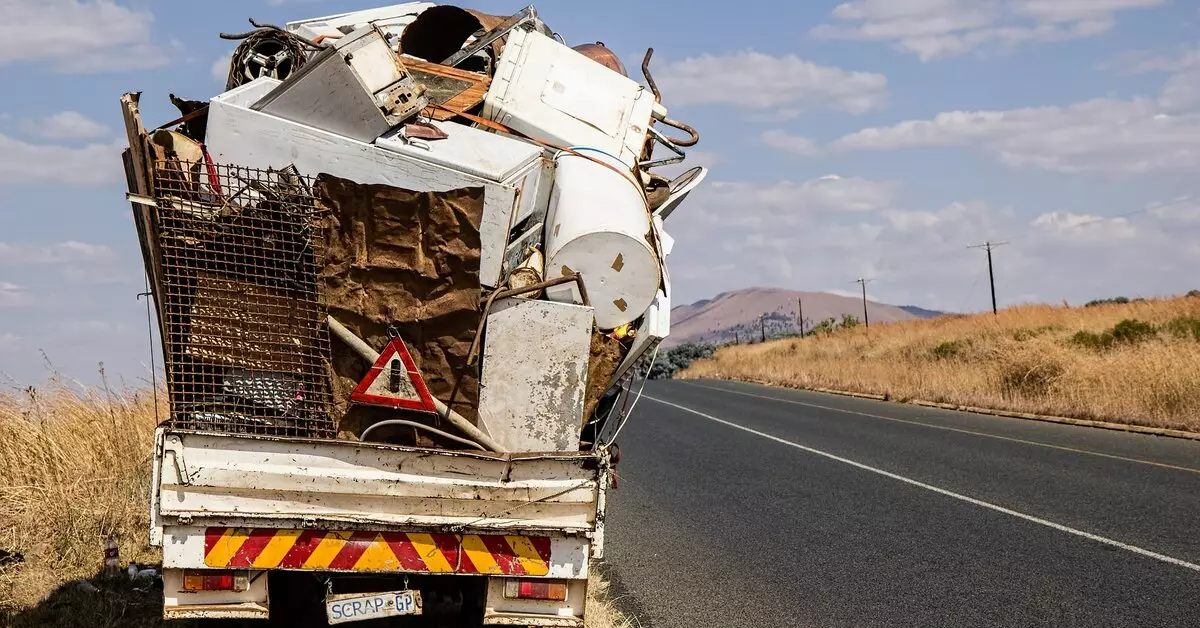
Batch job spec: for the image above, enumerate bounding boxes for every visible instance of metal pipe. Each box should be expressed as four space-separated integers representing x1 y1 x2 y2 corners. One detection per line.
657 116 700 148
640 48 700 147
327 315 506 452
484 273 590 307
360 419 486 451
641 48 662 103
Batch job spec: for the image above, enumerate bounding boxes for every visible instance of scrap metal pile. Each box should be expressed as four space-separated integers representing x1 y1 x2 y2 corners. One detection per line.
121 3 705 452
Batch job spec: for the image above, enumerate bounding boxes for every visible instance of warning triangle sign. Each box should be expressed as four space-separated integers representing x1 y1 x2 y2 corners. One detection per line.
351 337 438 414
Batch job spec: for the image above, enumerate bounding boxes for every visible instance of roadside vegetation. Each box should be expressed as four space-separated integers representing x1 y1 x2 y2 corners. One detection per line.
0 379 631 627
680 294 1200 432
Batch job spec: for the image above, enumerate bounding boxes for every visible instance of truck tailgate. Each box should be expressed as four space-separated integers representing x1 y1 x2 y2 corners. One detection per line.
154 429 605 533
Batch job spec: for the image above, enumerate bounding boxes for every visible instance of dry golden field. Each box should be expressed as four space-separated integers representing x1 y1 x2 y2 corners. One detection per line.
682 295 1200 433
0 381 630 627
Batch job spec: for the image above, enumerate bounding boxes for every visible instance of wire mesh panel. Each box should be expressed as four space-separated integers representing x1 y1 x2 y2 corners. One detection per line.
153 159 334 438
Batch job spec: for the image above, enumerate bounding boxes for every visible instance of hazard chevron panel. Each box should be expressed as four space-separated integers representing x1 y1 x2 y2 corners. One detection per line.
203 528 552 575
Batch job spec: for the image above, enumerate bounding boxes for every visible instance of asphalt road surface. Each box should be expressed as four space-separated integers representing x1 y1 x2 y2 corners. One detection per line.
604 380 1200 628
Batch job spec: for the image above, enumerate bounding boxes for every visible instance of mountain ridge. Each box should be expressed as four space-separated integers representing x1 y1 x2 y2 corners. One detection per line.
665 287 926 347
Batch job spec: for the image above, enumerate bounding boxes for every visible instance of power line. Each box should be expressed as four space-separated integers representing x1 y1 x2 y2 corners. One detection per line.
1056 196 1194 231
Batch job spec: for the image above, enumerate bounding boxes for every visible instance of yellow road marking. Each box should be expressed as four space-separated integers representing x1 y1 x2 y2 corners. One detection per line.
354 534 401 571
408 533 454 572
205 528 249 567
682 382 1200 475
253 529 302 568
304 531 353 569
506 535 550 576
460 535 503 574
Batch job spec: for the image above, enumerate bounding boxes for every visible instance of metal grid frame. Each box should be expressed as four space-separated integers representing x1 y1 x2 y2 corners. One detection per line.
152 159 334 438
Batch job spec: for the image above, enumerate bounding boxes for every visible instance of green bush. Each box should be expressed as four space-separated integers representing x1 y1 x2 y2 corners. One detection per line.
812 318 838 336
1164 316 1200 341
1071 330 1113 351
1110 319 1156 344
1085 296 1130 307
643 343 716 380
1187 290 1200 299
1070 319 1156 351
930 340 967 360
840 314 860 329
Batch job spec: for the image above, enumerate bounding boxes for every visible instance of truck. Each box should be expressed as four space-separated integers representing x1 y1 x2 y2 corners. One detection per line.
120 3 703 626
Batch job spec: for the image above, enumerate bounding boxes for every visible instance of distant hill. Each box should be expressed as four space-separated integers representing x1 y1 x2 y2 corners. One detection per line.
897 305 946 319
666 287 921 348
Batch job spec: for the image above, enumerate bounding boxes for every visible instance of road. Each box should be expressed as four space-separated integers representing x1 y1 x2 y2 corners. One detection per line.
604 380 1200 628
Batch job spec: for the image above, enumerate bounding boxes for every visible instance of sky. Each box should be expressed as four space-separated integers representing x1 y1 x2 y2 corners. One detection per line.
1 0 1199 385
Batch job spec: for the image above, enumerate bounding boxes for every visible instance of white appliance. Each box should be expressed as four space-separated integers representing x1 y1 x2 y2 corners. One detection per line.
252 25 427 144
482 28 657 168
543 149 660 330
285 3 436 43
477 297 594 452
206 77 551 287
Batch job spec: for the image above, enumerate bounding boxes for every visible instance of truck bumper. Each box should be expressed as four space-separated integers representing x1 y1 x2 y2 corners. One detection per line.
163 525 590 578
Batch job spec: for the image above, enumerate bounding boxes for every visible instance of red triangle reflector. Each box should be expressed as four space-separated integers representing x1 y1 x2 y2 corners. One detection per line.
351 337 437 414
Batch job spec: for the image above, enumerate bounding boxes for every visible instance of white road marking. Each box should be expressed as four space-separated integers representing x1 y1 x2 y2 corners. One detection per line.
682 381 1200 475
646 395 1200 574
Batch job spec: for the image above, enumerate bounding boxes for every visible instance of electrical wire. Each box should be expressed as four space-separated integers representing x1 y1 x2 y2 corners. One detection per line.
601 345 659 449
360 419 486 451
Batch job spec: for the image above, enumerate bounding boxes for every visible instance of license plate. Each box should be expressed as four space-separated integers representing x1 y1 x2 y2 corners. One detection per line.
326 590 423 625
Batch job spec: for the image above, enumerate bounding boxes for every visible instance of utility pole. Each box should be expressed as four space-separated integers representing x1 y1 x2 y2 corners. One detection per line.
760 314 767 343
969 241 1008 315
735 330 740 345
797 297 804 337
853 278 874 328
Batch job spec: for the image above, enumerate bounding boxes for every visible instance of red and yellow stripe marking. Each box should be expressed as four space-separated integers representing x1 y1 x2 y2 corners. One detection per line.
204 528 551 575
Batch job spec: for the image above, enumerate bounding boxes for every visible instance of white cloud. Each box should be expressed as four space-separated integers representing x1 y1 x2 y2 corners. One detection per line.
666 174 1200 312
0 333 18 349
0 134 124 186
813 0 1166 61
0 0 169 73
1116 43 1200 74
831 53 1200 176
761 129 820 156
655 51 888 114
688 176 898 230
0 241 118 265
212 53 232 85
0 282 33 308
19 112 110 141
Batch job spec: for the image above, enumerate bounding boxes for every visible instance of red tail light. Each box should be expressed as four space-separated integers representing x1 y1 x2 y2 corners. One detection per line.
182 570 250 592
504 580 569 601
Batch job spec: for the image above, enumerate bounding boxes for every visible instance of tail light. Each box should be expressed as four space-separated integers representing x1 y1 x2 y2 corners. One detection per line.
182 570 250 592
504 580 569 602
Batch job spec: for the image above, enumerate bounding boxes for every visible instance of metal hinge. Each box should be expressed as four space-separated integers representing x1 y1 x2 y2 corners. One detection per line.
162 435 192 486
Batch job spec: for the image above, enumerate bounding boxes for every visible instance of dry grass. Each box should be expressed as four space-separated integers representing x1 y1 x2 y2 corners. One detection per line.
0 380 632 627
682 295 1200 432
0 378 163 621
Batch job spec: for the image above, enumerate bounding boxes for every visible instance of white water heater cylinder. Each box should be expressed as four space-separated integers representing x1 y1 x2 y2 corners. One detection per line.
543 149 661 330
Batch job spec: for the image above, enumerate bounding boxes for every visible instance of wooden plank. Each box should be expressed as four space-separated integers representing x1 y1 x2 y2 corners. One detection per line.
121 92 172 377
404 57 491 121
